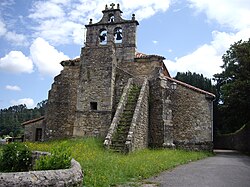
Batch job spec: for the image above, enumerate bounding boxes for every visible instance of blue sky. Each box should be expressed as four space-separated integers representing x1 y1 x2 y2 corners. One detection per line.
0 0 250 109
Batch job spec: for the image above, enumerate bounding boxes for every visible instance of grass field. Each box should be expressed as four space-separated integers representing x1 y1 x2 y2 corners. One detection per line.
25 138 211 186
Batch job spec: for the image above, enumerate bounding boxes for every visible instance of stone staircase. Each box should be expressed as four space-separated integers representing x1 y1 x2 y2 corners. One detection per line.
110 85 141 152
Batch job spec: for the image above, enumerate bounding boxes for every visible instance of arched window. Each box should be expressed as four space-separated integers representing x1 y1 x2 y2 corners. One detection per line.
114 27 122 43
99 29 107 45
108 14 115 23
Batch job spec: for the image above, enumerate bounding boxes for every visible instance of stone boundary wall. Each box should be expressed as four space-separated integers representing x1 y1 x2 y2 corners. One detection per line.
0 151 83 187
125 78 149 152
104 78 133 147
214 123 250 153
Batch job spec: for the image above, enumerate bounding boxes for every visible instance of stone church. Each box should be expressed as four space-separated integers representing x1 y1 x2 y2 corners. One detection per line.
24 4 215 152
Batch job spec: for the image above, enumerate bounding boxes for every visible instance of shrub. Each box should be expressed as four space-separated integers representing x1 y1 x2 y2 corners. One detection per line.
0 143 32 172
35 144 72 170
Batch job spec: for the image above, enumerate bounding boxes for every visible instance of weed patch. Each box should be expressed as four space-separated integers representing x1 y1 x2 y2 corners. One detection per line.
26 138 212 186
34 142 72 171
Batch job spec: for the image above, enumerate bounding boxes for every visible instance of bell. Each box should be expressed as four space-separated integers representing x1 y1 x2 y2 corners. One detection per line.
116 32 122 40
99 33 106 42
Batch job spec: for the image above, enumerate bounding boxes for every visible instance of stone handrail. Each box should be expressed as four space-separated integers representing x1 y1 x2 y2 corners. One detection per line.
104 78 134 147
0 151 83 187
125 78 149 152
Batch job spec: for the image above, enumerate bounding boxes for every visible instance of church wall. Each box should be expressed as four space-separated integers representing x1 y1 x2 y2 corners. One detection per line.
76 46 114 112
74 46 115 137
73 111 111 137
120 60 163 79
148 77 164 147
113 67 133 112
45 65 80 140
172 84 213 151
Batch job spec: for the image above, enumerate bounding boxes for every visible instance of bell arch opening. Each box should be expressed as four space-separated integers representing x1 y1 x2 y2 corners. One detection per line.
108 14 115 23
99 29 107 45
114 27 122 44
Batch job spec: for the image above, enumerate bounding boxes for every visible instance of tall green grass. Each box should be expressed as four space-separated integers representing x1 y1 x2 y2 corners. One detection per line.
26 138 212 187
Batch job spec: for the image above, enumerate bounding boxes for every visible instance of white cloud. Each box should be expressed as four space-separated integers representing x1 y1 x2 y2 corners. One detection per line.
5 85 21 91
0 19 7 36
165 44 222 78
165 28 250 78
30 37 67 76
5 31 28 46
166 0 250 78
0 0 14 7
29 1 65 19
0 10 28 46
28 0 172 45
152 40 158 44
121 0 171 20
10 98 35 108
188 0 250 30
33 19 84 45
0 51 33 74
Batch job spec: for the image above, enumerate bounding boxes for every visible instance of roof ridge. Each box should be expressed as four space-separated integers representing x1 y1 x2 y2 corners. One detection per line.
22 116 45 126
165 76 215 98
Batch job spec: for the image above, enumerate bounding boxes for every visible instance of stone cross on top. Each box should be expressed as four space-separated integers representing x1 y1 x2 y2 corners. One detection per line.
110 3 115 9
105 3 120 10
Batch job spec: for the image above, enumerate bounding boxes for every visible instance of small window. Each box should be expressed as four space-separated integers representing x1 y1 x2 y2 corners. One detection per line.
90 102 97 110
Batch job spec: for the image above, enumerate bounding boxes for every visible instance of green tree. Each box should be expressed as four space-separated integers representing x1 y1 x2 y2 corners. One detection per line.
214 39 250 133
0 100 48 137
174 71 215 94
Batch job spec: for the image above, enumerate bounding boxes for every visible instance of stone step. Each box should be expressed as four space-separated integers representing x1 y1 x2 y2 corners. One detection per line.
126 102 136 106
122 111 134 115
116 126 128 130
110 84 141 153
112 144 125 148
120 118 132 123
111 140 125 147
120 115 132 120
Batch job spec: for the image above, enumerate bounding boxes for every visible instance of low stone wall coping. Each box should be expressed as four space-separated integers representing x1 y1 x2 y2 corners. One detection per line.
0 152 83 187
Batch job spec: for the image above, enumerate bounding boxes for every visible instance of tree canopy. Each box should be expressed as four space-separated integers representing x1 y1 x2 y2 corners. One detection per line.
214 39 250 133
174 71 215 94
0 100 47 137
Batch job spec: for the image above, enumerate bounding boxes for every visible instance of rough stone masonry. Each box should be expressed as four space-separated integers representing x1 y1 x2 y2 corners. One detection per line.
24 3 215 152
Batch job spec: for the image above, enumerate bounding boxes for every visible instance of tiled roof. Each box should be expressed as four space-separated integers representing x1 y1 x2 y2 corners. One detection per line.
22 116 45 126
135 52 165 60
165 76 216 98
135 52 147 58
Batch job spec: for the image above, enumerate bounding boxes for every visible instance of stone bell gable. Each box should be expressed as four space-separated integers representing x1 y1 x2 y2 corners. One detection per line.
85 3 138 62
39 3 215 152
